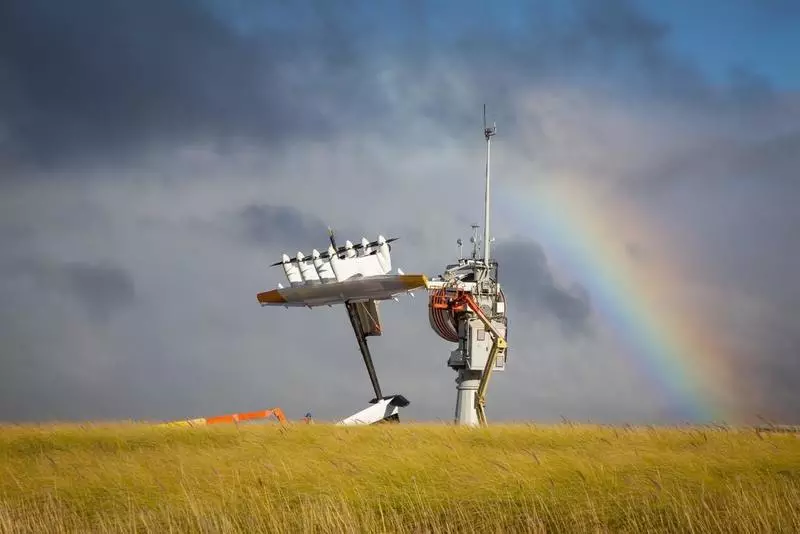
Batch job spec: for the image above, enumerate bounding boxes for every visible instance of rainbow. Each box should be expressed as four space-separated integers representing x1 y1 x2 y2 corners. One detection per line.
496 176 734 423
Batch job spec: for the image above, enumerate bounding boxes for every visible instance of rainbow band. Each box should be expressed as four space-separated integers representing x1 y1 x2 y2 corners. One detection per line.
497 180 732 423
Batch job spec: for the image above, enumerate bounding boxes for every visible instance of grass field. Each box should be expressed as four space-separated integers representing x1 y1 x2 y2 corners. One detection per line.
1 422 799 533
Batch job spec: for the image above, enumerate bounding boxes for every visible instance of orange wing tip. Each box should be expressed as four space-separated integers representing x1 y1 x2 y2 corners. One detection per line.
398 274 429 290
257 290 287 304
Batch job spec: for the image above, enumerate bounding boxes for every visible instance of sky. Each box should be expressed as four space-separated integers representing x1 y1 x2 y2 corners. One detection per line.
0 0 798 424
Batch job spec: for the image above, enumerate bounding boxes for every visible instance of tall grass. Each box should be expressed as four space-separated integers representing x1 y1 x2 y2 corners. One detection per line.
1 423 798 532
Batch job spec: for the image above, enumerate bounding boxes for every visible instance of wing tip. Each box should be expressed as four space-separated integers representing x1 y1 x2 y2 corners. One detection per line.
398 273 429 290
257 290 287 304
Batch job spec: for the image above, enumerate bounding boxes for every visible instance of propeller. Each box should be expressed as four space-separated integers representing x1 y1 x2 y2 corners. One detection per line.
271 250 332 266
270 237 398 266
358 237 398 250
270 251 317 267
317 237 397 259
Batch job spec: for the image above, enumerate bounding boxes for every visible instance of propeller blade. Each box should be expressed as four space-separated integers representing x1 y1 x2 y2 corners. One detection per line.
270 255 314 266
319 243 353 259
352 237 399 250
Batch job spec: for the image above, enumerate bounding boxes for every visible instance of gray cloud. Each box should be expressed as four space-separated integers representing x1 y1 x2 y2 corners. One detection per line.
625 242 648 263
0 0 798 424
0 0 340 172
493 240 592 335
57 262 135 322
0 0 749 175
5 258 134 323
239 204 329 249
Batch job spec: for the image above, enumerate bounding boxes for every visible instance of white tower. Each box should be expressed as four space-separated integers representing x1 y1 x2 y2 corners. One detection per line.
427 106 508 426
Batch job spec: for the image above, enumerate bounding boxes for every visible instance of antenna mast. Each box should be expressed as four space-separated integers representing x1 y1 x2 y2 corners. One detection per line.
470 224 480 259
483 104 496 265
425 104 509 427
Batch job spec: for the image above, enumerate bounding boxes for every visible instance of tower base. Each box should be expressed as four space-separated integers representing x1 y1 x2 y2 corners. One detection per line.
454 369 481 426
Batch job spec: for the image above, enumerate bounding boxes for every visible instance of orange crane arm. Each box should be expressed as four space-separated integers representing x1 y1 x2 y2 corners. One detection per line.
158 407 287 427
205 407 287 425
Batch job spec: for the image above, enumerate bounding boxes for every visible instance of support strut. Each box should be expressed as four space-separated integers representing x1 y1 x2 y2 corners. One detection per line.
345 301 382 400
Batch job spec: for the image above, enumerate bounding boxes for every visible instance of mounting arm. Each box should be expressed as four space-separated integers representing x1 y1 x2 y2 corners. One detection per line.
345 301 383 401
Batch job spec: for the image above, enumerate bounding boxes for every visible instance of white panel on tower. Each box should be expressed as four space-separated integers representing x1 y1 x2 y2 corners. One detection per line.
466 318 506 372
466 318 490 371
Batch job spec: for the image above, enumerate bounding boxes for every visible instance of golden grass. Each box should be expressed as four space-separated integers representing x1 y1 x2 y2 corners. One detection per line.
1 422 799 533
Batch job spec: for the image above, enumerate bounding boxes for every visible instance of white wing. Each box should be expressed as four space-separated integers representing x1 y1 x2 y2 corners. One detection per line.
257 274 428 308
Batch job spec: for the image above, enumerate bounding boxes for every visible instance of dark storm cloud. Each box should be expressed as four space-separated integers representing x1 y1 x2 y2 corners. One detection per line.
0 0 342 171
493 240 592 335
636 128 800 196
0 0 735 175
61 262 135 321
6 258 135 322
240 204 328 249
236 204 375 261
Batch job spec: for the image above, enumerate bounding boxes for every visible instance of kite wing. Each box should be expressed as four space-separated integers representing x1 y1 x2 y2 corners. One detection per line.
257 274 428 308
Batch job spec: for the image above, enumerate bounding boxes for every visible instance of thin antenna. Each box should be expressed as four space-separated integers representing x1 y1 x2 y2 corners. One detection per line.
483 104 496 265
470 224 480 259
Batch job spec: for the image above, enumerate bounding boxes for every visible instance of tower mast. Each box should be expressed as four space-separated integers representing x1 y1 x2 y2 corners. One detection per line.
482 104 496 265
